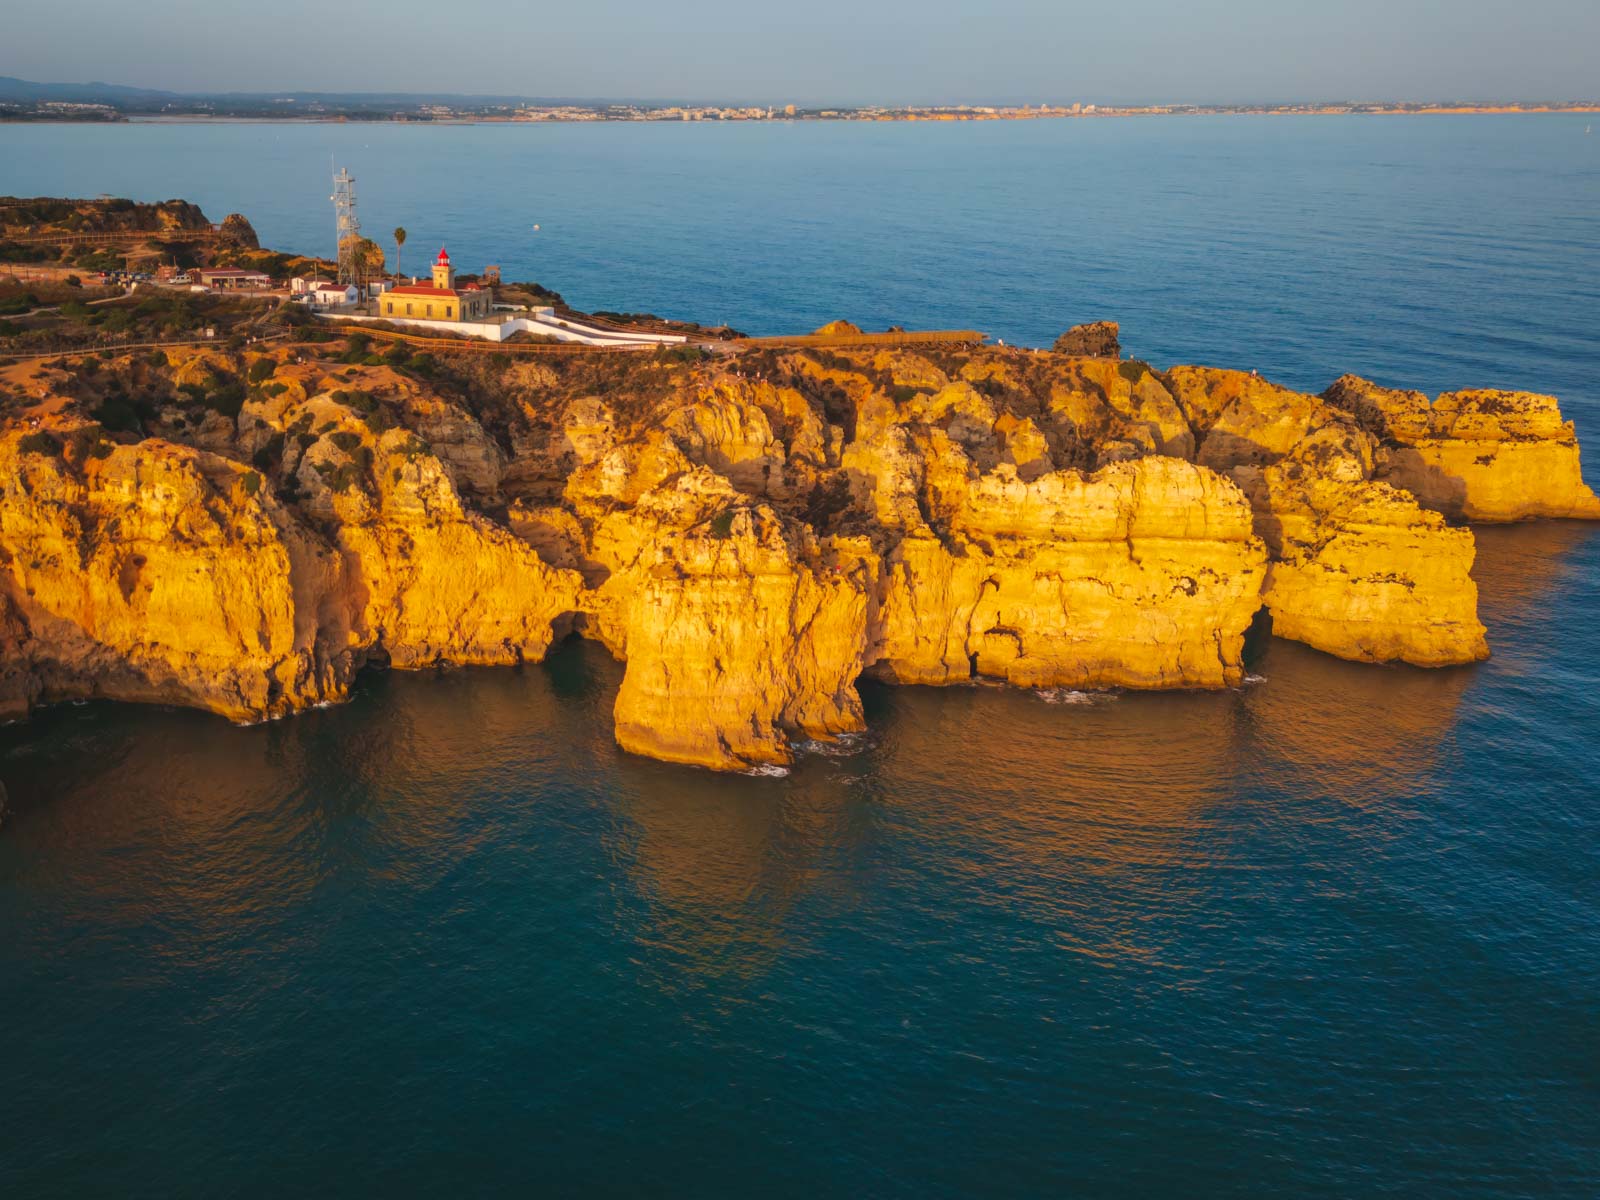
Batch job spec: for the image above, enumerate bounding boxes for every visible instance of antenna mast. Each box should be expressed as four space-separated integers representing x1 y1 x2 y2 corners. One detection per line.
331 165 362 289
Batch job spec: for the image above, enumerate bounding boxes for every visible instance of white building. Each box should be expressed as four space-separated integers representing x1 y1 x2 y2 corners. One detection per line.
306 282 359 309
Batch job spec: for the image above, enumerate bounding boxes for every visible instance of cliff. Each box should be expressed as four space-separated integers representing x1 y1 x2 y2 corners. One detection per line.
1 333 1592 770
1164 367 1488 666
1321 375 1600 522
0 196 213 238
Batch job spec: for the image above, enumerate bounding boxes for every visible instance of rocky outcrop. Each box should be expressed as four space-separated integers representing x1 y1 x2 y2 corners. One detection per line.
1322 375 1600 522
0 429 343 721
813 319 862 337
495 357 1269 767
0 196 213 240
0 360 582 724
871 458 1266 689
1164 366 1487 666
217 213 260 249
2 333 1590 771
1052 321 1121 359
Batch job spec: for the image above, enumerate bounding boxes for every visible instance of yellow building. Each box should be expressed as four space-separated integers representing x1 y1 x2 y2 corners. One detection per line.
381 248 493 322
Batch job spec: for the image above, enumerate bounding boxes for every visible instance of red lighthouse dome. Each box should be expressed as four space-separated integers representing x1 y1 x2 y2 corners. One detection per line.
435 247 450 265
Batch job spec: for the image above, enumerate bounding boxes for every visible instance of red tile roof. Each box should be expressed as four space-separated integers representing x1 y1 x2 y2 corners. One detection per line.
387 284 459 297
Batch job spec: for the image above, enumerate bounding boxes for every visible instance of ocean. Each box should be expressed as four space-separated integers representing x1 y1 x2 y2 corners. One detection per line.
1 116 1598 1197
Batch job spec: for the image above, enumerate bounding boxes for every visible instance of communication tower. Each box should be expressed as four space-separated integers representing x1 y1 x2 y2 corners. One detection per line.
331 166 363 288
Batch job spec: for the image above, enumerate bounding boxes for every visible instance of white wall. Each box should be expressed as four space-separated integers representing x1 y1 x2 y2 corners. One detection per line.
318 310 687 346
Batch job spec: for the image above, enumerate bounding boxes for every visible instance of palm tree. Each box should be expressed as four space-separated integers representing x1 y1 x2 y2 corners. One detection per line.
393 227 407 278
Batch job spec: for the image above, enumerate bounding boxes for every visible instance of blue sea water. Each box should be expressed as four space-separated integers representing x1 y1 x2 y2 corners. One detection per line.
1 116 1598 1197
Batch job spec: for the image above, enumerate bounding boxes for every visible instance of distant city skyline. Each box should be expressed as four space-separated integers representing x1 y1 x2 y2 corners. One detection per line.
4 0 1599 107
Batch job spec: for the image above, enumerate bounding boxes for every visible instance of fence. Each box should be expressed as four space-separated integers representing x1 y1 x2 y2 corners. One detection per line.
728 329 986 350
2 227 225 246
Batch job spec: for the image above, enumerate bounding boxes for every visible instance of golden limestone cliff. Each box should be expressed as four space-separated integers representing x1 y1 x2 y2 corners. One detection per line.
0 353 581 722
1321 375 1600 522
1164 366 1489 666
0 432 335 721
1 334 1593 769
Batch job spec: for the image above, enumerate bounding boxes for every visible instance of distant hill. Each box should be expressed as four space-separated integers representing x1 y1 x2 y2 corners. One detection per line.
0 76 185 104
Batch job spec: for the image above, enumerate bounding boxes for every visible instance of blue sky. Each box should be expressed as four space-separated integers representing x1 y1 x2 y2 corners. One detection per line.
5 0 1598 104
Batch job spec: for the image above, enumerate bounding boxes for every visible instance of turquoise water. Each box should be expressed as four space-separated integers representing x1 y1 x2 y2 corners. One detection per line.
2 118 1599 1197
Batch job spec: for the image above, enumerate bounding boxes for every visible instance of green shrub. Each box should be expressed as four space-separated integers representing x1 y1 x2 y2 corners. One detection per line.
653 345 708 366
1117 359 1150 385
252 433 286 469
91 395 146 434
18 431 63 457
330 430 362 453
202 382 247 419
247 359 277 384
708 509 736 539
241 470 262 496
320 462 360 493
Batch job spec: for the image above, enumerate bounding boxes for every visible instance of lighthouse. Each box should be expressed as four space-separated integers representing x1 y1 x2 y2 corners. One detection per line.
381 245 493 323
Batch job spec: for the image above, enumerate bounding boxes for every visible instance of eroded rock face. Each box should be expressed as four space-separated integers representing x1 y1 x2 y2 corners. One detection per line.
555 360 1268 764
1165 366 1488 667
0 357 583 724
217 213 261 249
0 430 346 721
1052 321 1121 359
2 336 1589 771
872 458 1266 689
1322 375 1600 522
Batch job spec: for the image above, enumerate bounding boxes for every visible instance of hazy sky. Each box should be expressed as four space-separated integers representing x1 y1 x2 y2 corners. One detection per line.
5 0 1599 104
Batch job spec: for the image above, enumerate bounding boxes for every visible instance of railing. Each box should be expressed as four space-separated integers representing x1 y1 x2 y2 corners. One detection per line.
728 329 986 350
555 307 701 338
0 332 288 362
1 227 225 246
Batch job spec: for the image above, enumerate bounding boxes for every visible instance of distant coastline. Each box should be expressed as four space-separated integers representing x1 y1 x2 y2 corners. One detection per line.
3 81 1598 127
6 107 1599 127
